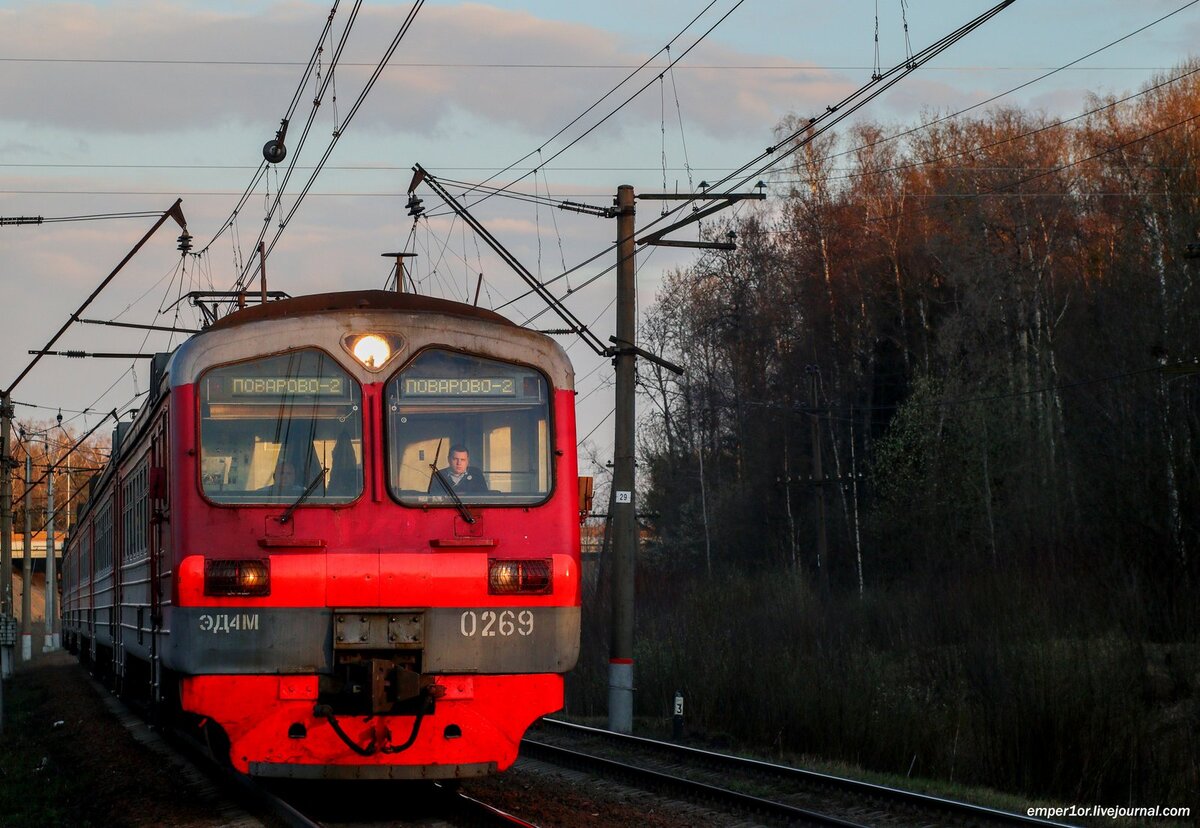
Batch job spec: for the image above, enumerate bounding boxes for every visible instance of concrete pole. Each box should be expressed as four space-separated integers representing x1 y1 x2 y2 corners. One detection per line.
608 184 637 734
21 453 32 662
808 366 830 596
1 393 12 617
1 392 13 679
44 450 57 651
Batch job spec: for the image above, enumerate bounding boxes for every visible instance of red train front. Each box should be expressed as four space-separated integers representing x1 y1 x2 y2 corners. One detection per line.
62 290 581 779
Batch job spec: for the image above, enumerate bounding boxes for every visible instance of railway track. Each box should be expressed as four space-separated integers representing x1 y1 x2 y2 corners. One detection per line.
263 778 541 828
524 718 1081 828
168 728 542 828
165 731 542 828
92 671 539 828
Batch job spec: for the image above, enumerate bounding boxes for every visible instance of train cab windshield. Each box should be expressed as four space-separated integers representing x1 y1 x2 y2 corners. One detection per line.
386 349 551 506
198 349 363 504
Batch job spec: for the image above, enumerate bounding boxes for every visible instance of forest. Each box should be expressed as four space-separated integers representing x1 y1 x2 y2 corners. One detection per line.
569 62 1200 805
4 424 107 547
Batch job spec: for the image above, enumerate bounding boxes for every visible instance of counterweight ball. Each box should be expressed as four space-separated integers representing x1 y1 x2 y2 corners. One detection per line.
263 139 287 164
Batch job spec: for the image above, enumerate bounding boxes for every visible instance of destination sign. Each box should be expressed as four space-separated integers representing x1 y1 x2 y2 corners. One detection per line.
207 376 351 400
401 377 516 397
232 376 345 396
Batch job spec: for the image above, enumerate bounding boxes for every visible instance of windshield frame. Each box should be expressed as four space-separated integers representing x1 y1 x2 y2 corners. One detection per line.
194 347 365 509
383 346 556 510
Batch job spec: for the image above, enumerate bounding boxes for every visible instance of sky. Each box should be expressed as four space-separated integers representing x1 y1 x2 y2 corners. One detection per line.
2 0 1199 478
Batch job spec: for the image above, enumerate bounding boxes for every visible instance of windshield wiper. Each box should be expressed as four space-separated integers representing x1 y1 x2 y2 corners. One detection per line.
278 467 327 524
430 464 476 524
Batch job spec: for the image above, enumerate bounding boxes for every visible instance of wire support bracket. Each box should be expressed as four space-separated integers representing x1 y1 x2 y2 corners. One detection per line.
409 164 611 358
636 190 765 249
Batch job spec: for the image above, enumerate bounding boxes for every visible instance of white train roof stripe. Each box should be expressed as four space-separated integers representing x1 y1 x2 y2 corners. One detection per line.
169 307 574 390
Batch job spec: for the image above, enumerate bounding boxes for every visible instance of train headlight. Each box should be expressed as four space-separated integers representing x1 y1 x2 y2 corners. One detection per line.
205 559 271 597
341 332 404 371
353 334 390 368
488 559 552 595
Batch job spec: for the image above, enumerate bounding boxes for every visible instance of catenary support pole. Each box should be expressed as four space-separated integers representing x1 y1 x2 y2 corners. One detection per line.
609 184 637 734
1 392 12 618
44 450 56 651
21 453 31 661
1 391 13 680
808 365 830 595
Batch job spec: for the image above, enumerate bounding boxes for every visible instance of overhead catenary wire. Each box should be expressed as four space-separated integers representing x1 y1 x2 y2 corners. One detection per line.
0 56 1185 72
443 0 734 211
19 409 118 494
4 200 187 397
476 1 1017 323
453 0 1009 251
195 0 347 256
229 0 425 299
498 0 1183 318
17 52 1190 217
16 210 164 224
887 69 1200 179
779 0 1200 190
412 0 747 309
849 107 1200 231
417 4 748 312
244 1 366 251
629 0 1022 242
14 1 1176 424
579 407 616 444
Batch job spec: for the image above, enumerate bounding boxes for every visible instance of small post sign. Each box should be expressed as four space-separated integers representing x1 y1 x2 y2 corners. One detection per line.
0 615 16 646
0 613 15 735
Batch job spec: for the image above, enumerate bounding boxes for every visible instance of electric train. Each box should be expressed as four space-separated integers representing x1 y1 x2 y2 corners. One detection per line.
61 290 582 779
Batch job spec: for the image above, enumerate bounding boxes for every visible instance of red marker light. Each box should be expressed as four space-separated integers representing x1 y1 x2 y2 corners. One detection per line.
488 559 552 595
205 559 271 596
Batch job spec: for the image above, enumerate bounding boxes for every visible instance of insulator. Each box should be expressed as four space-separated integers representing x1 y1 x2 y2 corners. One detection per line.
177 232 193 254
406 195 424 217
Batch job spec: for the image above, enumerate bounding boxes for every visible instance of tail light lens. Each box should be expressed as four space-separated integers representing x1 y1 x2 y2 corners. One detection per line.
205 559 271 596
488 559 552 595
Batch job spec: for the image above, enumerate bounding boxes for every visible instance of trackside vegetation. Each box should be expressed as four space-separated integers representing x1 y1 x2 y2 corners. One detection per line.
569 61 1200 810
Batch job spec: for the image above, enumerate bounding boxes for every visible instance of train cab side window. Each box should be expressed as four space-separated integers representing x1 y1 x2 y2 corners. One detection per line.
385 349 552 507
199 349 363 504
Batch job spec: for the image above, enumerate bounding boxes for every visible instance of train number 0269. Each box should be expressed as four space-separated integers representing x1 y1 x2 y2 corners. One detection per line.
459 609 534 637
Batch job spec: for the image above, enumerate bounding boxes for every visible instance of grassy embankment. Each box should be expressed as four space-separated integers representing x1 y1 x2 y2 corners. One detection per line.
567 568 1199 826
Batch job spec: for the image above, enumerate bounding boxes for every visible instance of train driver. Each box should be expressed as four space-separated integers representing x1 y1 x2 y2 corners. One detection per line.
429 444 488 495
267 459 305 494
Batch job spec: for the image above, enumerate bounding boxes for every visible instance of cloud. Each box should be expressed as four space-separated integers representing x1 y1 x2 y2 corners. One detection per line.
0 2 850 142
876 77 984 121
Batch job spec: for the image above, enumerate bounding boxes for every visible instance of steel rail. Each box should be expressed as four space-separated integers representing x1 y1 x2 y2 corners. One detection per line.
534 718 1080 828
81 668 323 828
445 785 542 827
91 664 538 828
521 738 870 828
170 721 538 828
162 722 324 828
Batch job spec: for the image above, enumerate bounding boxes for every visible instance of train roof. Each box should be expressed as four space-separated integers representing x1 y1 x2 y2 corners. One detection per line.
205 290 515 332
170 288 573 392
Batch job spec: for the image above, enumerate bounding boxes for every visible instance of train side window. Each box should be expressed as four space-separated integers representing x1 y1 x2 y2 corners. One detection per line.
385 349 552 507
198 349 363 505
